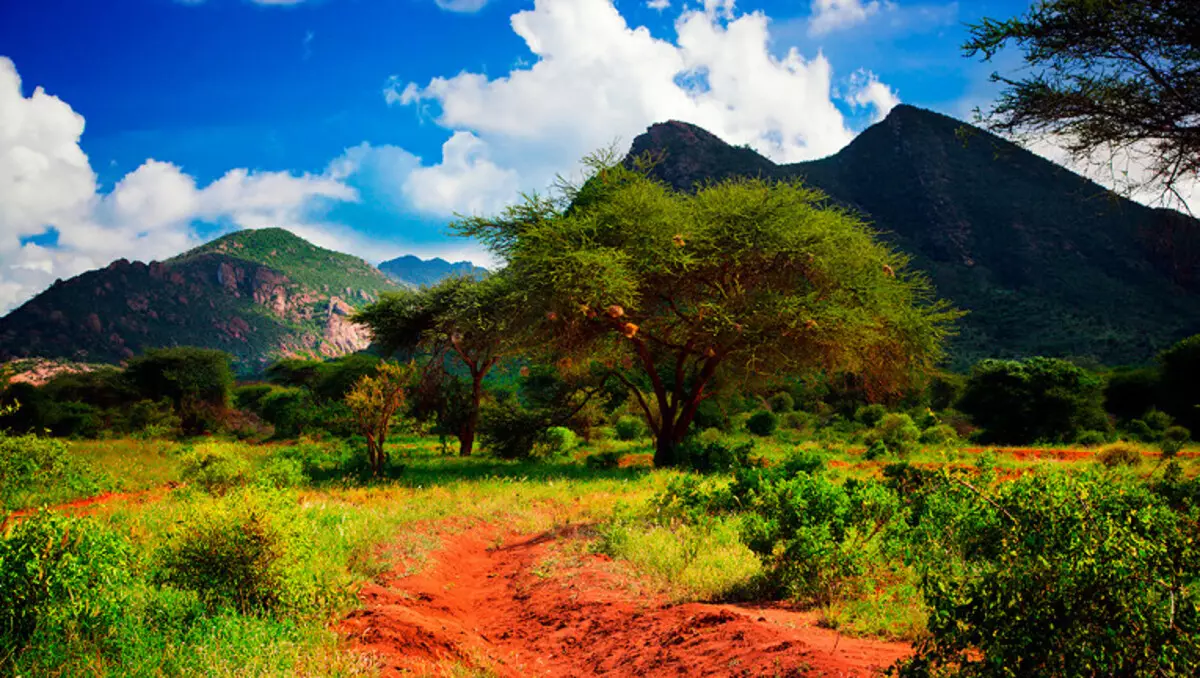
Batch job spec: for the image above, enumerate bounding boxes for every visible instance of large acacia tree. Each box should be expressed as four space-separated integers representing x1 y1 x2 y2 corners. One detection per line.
354 274 522 456
965 0 1200 208
456 156 959 466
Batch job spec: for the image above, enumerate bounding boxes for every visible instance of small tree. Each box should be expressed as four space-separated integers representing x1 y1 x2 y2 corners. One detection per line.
125 347 234 434
456 154 959 465
355 275 521 456
959 357 1109 444
344 362 411 476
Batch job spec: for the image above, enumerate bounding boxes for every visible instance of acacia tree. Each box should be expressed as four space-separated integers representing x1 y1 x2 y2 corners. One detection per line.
965 0 1200 208
456 156 960 466
344 361 411 476
354 274 521 456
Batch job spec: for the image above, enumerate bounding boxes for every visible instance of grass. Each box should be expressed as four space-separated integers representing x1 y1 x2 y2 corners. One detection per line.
5 429 1199 675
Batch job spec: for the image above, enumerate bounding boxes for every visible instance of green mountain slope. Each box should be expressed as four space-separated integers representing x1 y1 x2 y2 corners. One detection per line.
627 107 1200 367
0 228 400 372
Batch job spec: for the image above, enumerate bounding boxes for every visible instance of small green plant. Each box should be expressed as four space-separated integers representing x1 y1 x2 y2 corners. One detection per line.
1161 426 1190 459
1075 429 1109 447
679 437 756 474
1095 442 1142 468
155 487 317 615
866 413 920 456
258 456 306 489
855 404 888 427
534 426 577 457
864 440 888 460
767 392 795 413
614 415 645 441
746 410 779 437
179 442 252 495
918 423 959 447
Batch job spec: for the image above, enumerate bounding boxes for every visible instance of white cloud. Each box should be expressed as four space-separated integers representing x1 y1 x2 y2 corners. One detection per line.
0 56 363 314
386 0 899 219
845 69 900 122
435 0 490 12
808 0 887 36
646 0 671 10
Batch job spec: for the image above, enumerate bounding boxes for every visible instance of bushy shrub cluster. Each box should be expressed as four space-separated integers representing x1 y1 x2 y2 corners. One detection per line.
959 357 1108 445
614 415 646 441
0 432 99 509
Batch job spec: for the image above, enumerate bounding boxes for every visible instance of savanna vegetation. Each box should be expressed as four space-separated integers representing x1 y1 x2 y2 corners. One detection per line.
3 153 1200 676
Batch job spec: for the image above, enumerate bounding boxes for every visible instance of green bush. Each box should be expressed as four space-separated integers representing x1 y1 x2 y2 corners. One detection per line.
1161 426 1191 458
535 426 577 457
154 488 317 616
233 384 274 411
855 403 888 427
780 411 814 432
864 440 888 461
256 387 316 438
585 449 623 469
866 413 920 456
614 415 646 441
679 436 756 474
0 433 98 509
125 347 235 434
1095 442 1142 468
767 392 795 413
903 472 1200 676
691 399 733 432
0 512 129 653
479 398 548 460
1160 334 1200 431
1075 429 1109 447
179 443 252 495
959 357 1109 445
918 423 959 447
258 456 306 489
1128 418 1157 443
746 410 779 437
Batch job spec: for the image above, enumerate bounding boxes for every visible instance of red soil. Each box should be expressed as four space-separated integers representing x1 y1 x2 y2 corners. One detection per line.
339 524 911 677
0 484 174 531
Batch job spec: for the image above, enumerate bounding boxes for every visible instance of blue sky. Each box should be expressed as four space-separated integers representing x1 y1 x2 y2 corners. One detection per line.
0 0 1032 312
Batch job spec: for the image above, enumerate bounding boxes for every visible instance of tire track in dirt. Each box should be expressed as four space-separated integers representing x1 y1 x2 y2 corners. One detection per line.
339 524 911 677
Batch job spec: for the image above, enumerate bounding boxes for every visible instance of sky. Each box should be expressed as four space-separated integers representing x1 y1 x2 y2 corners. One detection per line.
0 0 1043 314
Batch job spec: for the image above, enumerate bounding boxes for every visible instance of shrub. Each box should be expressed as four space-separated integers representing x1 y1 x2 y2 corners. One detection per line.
257 387 315 438
585 449 623 469
854 404 888 427
534 426 577 457
1160 334 1200 431
614 415 646 441
918 423 959 447
0 433 98 509
959 357 1108 445
258 456 306 489
767 392 795 413
1127 418 1157 442
1096 442 1142 468
1161 426 1191 458
691 399 733 432
780 411 813 432
746 410 779 437
0 512 129 652
1075 429 1109 447
125 347 235 434
679 437 756 474
155 488 317 615
904 472 1200 676
866 413 920 456
479 398 548 460
1104 366 1162 422
1143 408 1174 434
233 384 275 411
179 443 251 495
864 440 888 461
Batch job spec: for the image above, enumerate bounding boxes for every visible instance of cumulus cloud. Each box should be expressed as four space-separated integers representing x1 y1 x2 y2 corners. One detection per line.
845 69 900 122
808 0 887 36
435 0 490 13
646 0 671 10
385 0 898 221
0 56 361 313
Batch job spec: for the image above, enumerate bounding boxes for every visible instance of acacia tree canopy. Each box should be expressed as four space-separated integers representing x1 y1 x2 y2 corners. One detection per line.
354 273 523 456
965 0 1200 208
456 155 960 466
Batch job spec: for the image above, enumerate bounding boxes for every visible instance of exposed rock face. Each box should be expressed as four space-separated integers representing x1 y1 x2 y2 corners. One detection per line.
321 297 372 356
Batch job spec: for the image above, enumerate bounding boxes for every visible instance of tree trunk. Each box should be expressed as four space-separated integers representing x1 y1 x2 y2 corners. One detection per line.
654 428 681 467
460 370 485 456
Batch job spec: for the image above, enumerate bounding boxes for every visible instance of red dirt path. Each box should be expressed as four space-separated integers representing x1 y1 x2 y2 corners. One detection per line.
0 485 174 531
339 524 911 677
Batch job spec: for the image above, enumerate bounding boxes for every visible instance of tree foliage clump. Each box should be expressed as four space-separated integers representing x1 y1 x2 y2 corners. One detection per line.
959 357 1109 444
965 0 1200 208
344 361 411 476
456 153 958 465
125 347 235 434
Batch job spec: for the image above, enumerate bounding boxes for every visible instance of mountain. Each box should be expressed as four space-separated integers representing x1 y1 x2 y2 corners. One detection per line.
378 255 489 288
0 228 400 372
627 107 1200 368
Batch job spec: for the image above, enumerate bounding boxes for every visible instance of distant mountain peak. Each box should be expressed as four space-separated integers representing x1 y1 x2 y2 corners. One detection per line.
377 254 489 289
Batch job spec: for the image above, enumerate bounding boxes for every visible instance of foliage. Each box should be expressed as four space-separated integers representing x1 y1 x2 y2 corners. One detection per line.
678 436 756 474
1162 426 1191 458
959 357 1109 444
456 153 959 466
903 472 1200 676
1160 334 1200 431
154 487 318 616
0 432 98 510
585 449 624 469
125 347 235 434
855 403 888 428
1074 429 1109 447
534 426 578 458
478 396 548 460
1095 442 1143 468
965 0 1200 206
615 415 647 441
767 391 795 413
746 410 779 437
344 361 411 476
1105 366 1163 422
180 442 253 495
866 413 921 457
0 512 130 657
918 423 958 447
